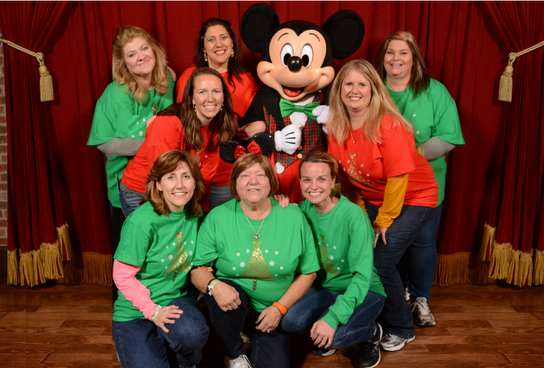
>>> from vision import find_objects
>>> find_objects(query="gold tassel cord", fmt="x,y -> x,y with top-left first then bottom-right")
0,38 -> 54,102
498,39 -> 544,102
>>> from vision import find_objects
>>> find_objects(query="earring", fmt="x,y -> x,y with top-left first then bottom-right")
220,103 -> 224,111
203,53 -> 208,62
230,50 -> 235,58
192,104 -> 196,112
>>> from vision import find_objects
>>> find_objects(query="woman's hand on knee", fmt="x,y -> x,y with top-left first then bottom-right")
154,305 -> 183,333
255,306 -> 282,333
310,319 -> 335,349
212,281 -> 241,312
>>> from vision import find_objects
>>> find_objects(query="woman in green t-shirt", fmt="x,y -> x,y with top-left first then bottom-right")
191,153 -> 319,368
87,25 -> 175,255
112,150 -> 208,368
281,152 -> 386,368
375,31 -> 465,329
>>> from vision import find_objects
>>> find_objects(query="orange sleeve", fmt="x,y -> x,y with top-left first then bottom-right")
145,116 -> 183,173
375,173 -> 409,229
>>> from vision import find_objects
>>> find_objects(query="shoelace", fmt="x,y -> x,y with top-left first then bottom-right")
231,354 -> 251,368
415,298 -> 431,316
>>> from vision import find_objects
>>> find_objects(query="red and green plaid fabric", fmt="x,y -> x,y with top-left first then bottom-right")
263,94 -> 327,168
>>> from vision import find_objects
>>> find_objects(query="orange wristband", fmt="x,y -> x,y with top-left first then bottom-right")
272,302 -> 287,315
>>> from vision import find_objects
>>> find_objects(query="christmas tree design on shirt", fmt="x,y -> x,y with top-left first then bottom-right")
319,235 -> 338,275
165,232 -> 191,281
242,241 -> 274,290
347,152 -> 373,189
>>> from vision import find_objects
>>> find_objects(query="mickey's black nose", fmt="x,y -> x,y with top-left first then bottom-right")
288,56 -> 302,73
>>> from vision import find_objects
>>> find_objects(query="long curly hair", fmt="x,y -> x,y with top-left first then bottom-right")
112,25 -> 169,104
375,31 -> 430,98
158,67 -> 237,149
194,18 -> 247,88
144,150 -> 205,218
328,59 -> 413,145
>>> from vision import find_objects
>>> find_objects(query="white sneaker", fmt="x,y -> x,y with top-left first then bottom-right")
225,354 -> 252,368
404,287 -> 410,302
379,333 -> 415,352
410,297 -> 436,327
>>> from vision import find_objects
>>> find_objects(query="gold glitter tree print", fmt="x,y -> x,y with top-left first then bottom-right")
242,241 -> 274,290
165,232 -> 191,281
318,235 -> 338,275
347,153 -> 373,188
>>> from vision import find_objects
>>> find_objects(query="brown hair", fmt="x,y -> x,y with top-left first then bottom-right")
112,25 -> 169,104
195,18 -> 247,88
328,59 -> 413,145
375,31 -> 430,97
144,150 -> 205,218
174,67 -> 237,149
229,153 -> 278,201
299,152 -> 339,198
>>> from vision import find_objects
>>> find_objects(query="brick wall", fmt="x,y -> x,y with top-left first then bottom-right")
0,33 -> 7,249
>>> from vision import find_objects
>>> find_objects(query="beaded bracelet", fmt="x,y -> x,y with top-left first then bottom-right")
150,305 -> 162,323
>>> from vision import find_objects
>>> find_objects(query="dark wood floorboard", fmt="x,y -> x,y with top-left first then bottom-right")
1,249 -> 543,367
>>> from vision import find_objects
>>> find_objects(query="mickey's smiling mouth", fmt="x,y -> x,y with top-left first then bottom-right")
282,86 -> 304,97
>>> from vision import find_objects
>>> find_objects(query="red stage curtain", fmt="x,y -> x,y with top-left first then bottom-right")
477,2 -> 544,287
4,1 -> 510,286
0,1 -> 76,286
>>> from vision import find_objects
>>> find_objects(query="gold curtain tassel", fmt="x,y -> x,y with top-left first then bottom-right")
498,63 -> 513,102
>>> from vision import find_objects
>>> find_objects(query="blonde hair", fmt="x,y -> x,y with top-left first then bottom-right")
375,31 -> 430,98
328,59 -> 413,145
112,25 -> 169,104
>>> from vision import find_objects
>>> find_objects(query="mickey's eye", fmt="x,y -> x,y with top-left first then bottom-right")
301,44 -> 313,67
281,44 -> 293,66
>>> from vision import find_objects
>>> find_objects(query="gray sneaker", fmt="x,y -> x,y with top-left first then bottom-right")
379,333 -> 415,352
410,297 -> 436,327
225,354 -> 252,368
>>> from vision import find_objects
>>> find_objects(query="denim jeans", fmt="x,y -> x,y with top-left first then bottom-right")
364,201 -> 435,339
398,204 -> 443,302
281,285 -> 385,349
209,185 -> 233,210
119,182 -> 146,217
205,279 -> 291,368
113,296 -> 209,368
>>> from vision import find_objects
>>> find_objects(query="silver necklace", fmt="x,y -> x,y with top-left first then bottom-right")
244,213 -> 265,239
169,213 -> 186,238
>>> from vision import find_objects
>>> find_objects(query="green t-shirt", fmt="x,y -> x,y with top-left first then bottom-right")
113,202 -> 198,322
299,196 -> 386,330
193,198 -> 320,313
386,78 -> 465,205
87,75 -> 174,207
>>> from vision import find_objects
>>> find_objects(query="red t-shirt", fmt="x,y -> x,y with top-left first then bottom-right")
328,115 -> 437,208
175,66 -> 258,185
121,115 -> 219,212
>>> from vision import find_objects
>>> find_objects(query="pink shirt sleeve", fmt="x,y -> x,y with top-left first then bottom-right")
113,260 -> 159,320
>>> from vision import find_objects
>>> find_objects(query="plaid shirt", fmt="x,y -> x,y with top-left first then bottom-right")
263,93 -> 327,168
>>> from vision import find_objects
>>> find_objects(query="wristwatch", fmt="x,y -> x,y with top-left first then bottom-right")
207,279 -> 220,296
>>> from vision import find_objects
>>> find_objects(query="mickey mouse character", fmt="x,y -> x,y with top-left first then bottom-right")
235,3 -> 365,201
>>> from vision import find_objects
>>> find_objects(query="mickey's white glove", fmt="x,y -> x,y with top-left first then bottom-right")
313,105 -> 330,134
274,125 -> 302,155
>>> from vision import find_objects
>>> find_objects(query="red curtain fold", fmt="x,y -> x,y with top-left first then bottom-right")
476,2 -> 544,286
0,1 -> 77,286
3,1 -> 510,285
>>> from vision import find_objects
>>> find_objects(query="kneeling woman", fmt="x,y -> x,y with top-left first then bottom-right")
282,152 -> 386,368
191,153 -> 319,368
113,150 -> 209,368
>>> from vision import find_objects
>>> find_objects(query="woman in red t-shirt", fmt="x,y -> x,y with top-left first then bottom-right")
327,59 -> 438,353
120,67 -> 237,216
175,18 -> 259,209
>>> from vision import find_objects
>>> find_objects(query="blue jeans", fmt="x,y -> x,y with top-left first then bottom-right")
365,201 -> 435,339
209,185 -> 233,210
281,285 -> 385,349
113,296 -> 209,368
119,182 -> 146,217
399,204 -> 443,302
205,279 -> 291,368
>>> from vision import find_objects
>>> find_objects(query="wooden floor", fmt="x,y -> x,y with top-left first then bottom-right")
1,256 -> 543,367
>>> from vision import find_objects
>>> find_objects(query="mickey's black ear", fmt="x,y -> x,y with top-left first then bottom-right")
241,3 -> 280,53
322,10 -> 365,59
